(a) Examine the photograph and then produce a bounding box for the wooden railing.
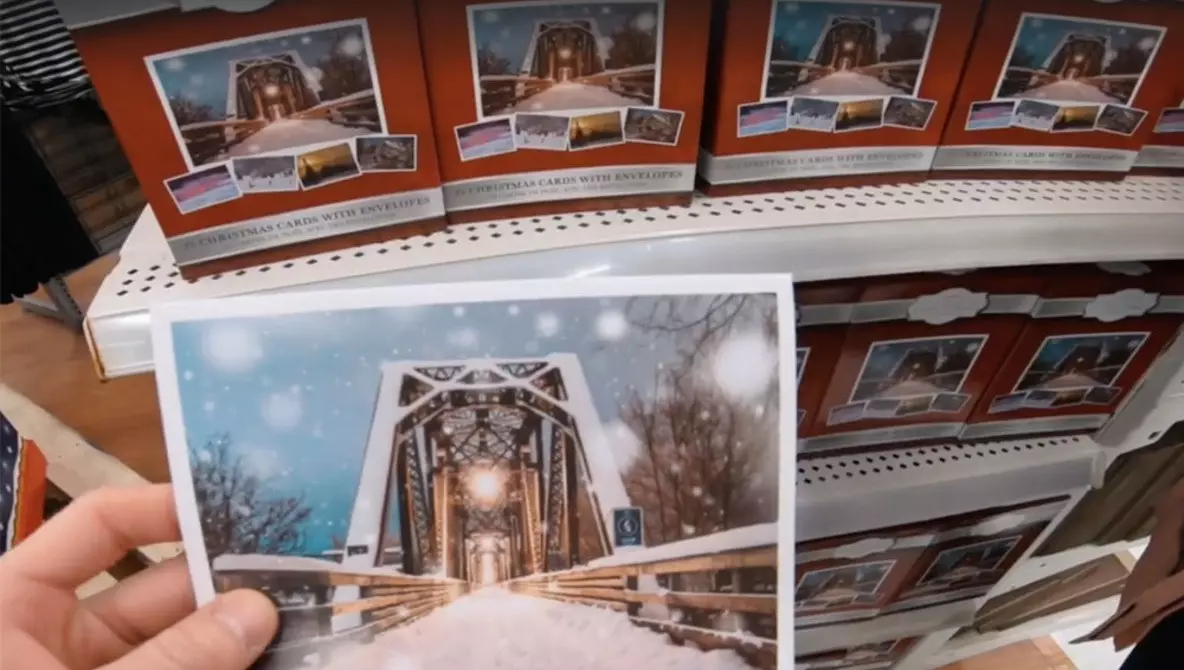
[507,539,778,669]
[214,557,468,667]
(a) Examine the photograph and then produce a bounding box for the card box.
[1133,87,1184,176]
[885,496,1066,613]
[796,524,936,627]
[795,637,920,670]
[415,0,712,223]
[58,0,446,278]
[963,262,1184,441]
[797,280,865,439]
[0,412,48,554]
[697,0,983,195]
[932,0,1179,180]
[803,269,1049,455]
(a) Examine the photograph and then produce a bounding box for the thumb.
[103,589,279,670]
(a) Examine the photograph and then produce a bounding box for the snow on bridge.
[324,588,753,670]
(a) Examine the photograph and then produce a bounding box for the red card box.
[1133,81,1184,176]
[803,270,1049,455]
[963,262,1184,441]
[797,280,865,439]
[416,0,712,223]
[698,0,984,195]
[60,0,446,279]
[932,0,1181,180]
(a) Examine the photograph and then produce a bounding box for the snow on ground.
[1016,81,1119,104]
[586,523,776,569]
[212,554,458,582]
[324,588,752,670]
[512,82,640,113]
[779,71,898,97]
[227,119,372,157]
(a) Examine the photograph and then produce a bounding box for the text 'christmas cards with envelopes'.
[54,0,446,278]
[149,275,796,669]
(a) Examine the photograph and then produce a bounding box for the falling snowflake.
[446,327,480,350]
[690,486,703,497]
[699,410,710,420]
[182,370,195,381]
[203,400,216,413]
[261,390,302,429]
[452,306,466,317]
[201,324,263,373]
[709,330,777,401]
[507,304,520,316]
[594,309,630,341]
[535,312,560,338]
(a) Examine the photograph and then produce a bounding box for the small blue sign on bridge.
[612,507,644,548]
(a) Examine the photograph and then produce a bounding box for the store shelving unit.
[84,176,1184,668]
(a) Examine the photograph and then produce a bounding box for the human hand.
[0,484,278,670]
[1154,477,1184,527]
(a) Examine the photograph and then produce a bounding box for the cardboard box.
[932,0,1178,180]
[796,525,936,627]
[796,637,920,669]
[1133,90,1184,176]
[797,280,864,439]
[58,0,446,278]
[963,262,1184,442]
[802,270,1048,455]
[886,496,1066,613]
[416,0,711,223]
[697,0,983,195]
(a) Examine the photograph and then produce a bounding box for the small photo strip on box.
[737,99,789,138]
[862,397,900,419]
[786,96,838,133]
[456,117,517,162]
[296,142,361,190]
[828,400,866,426]
[355,135,418,172]
[164,163,242,215]
[1094,104,1147,137]
[512,113,571,152]
[569,110,625,151]
[230,156,299,194]
[931,392,970,413]
[1153,107,1184,134]
[1051,104,1100,133]
[834,98,885,133]
[623,107,685,146]
[1011,100,1060,132]
[894,395,934,417]
[988,386,1118,414]
[883,96,937,131]
[966,100,1017,131]
[1085,386,1122,405]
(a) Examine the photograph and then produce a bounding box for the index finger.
[0,484,180,590]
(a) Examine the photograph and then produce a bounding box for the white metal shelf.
[796,599,979,658]
[86,177,1184,378]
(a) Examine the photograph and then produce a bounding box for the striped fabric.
[0,0,91,109]
[0,410,47,554]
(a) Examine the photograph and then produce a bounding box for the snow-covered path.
[512,82,640,113]
[781,71,898,97]
[326,588,753,670]
[1015,80,1119,104]
[228,118,371,157]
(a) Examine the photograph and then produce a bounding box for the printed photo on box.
[623,107,683,145]
[467,1,664,118]
[512,113,571,150]
[993,14,1165,106]
[1095,104,1146,136]
[763,0,940,100]
[883,96,935,130]
[787,96,839,132]
[908,536,1020,594]
[1154,108,1184,134]
[1050,104,1098,132]
[991,332,1146,413]
[231,156,299,193]
[355,135,417,172]
[796,561,895,611]
[157,284,786,669]
[843,336,985,419]
[165,164,242,214]
[296,142,360,189]
[738,99,790,137]
[797,639,917,670]
[834,98,884,132]
[146,20,385,170]
[1011,99,1059,131]
[456,117,517,161]
[966,100,1015,130]
[569,110,625,150]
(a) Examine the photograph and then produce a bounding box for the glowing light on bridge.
[467,467,506,507]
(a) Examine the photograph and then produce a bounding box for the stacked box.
[57,0,446,278]
[1133,85,1184,176]
[802,269,1049,455]
[416,0,712,223]
[697,0,984,195]
[963,262,1184,441]
[932,0,1178,180]
[797,281,864,438]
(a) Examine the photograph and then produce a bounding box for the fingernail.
[212,590,278,649]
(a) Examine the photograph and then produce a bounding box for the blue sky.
[149,23,369,119]
[770,0,937,61]
[1010,15,1162,71]
[170,294,776,558]
[470,2,659,72]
